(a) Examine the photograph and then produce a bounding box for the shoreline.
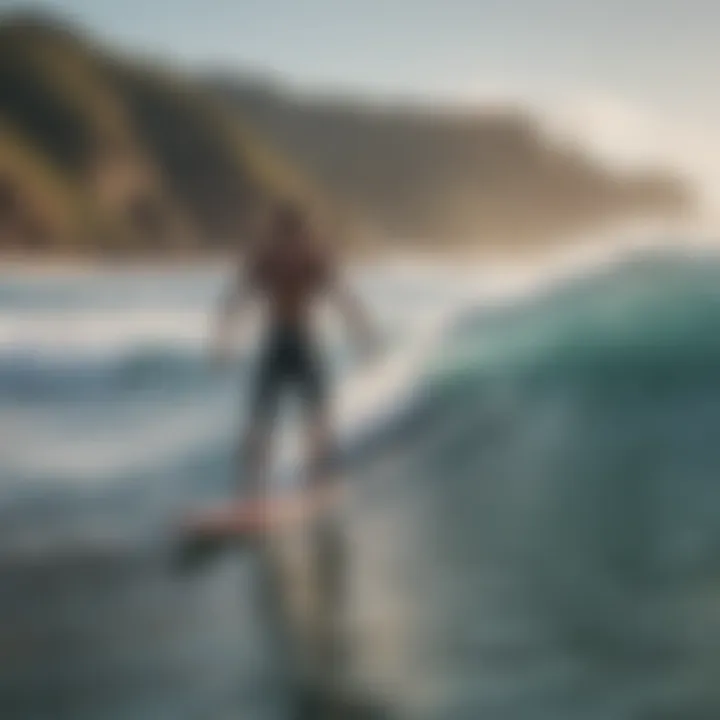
[0,220,714,276]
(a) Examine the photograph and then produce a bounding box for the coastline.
[0,218,713,277]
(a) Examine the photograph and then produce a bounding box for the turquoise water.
[1,249,720,718]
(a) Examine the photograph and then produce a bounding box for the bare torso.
[248,235,332,327]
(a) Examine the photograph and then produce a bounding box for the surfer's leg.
[244,333,284,498]
[294,336,335,489]
[241,420,274,498]
[304,408,336,493]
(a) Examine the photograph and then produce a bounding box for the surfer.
[209,200,377,517]
[178,200,376,562]
[180,202,386,718]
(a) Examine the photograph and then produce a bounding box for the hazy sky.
[3,0,716,107]
[4,0,720,201]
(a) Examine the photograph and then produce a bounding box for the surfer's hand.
[207,337,233,369]
[356,326,384,364]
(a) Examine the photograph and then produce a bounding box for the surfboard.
[174,485,344,569]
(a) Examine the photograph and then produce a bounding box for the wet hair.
[272,201,305,237]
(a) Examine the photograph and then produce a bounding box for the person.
[179,203,380,717]
[210,201,377,511]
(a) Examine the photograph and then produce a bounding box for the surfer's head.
[271,200,306,244]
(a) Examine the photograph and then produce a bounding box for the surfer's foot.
[173,507,266,573]
[172,530,228,573]
[295,685,330,720]
[295,682,390,720]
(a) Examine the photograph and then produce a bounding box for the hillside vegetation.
[0,14,314,257]
[209,77,693,247]
[0,13,695,257]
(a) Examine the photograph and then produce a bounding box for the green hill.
[0,12,695,258]
[0,13,316,257]
[207,78,694,248]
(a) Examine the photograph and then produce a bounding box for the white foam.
[1,239,712,488]
[0,395,233,482]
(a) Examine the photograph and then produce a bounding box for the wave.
[0,348,215,404]
[3,248,720,718]
[427,249,720,386]
[342,249,720,716]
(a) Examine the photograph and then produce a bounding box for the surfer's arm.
[209,264,255,364]
[328,270,379,358]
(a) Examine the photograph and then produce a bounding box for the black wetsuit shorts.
[250,323,326,424]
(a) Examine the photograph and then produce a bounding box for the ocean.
[1,241,720,719]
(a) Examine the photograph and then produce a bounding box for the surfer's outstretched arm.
[329,276,379,359]
[209,262,255,365]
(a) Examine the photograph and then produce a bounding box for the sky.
[4,0,720,206]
